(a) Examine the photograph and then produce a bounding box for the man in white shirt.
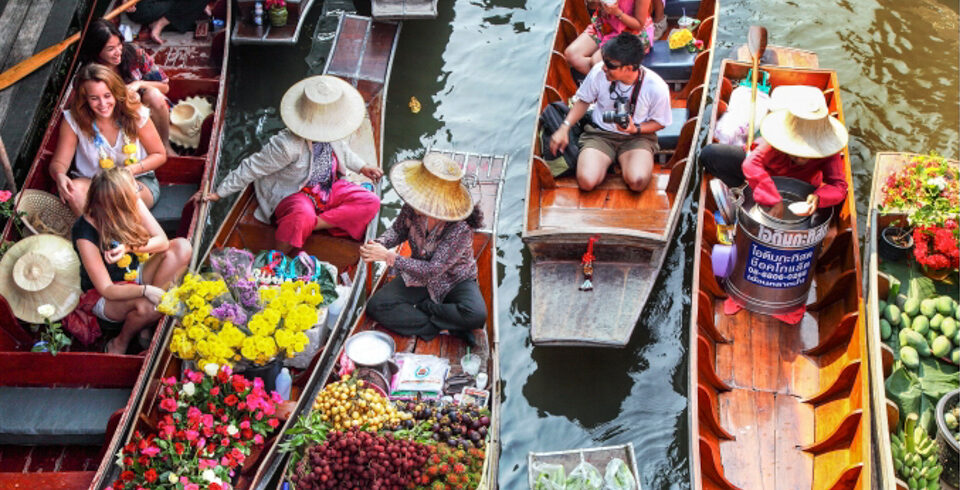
[550,32,672,192]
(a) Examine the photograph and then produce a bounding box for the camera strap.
[608,67,645,117]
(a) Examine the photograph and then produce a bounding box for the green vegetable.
[901,328,913,347]
[926,330,938,345]
[952,348,959,365]
[603,458,636,490]
[921,298,938,318]
[566,461,603,490]
[901,346,920,368]
[912,315,930,334]
[937,296,954,316]
[534,463,565,490]
[879,299,888,313]
[931,314,945,331]
[880,319,892,340]
[902,313,913,331]
[904,298,920,317]
[886,305,902,326]
[931,336,952,357]
[941,316,958,338]
[902,329,931,357]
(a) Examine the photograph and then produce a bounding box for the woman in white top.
[50,63,166,216]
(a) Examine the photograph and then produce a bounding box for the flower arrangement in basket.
[159,247,338,371]
[265,0,287,27]
[668,26,703,52]
[110,365,281,490]
[880,153,959,274]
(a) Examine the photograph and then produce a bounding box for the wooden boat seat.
[643,41,696,82]
[664,0,701,17]
[656,108,689,150]
[0,386,130,445]
[152,183,199,237]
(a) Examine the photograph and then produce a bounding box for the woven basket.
[16,189,74,239]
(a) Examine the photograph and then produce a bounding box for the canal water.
[215,0,959,487]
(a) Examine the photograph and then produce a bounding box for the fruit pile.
[881,294,960,368]
[312,375,412,431]
[891,414,943,490]
[403,400,491,450]
[946,402,959,442]
[289,429,431,489]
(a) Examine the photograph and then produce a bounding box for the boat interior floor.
[355,319,491,379]
[536,170,675,233]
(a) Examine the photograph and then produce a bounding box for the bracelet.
[561,120,572,127]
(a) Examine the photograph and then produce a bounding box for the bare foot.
[165,143,179,157]
[149,18,170,44]
[105,337,126,355]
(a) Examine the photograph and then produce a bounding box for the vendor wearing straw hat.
[204,75,382,251]
[360,153,487,345]
[699,85,850,217]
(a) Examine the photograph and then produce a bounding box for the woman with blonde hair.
[50,63,166,216]
[72,168,191,354]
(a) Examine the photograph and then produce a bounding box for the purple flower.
[211,302,248,325]
[233,279,260,310]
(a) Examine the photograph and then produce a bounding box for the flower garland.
[93,121,139,170]
[116,252,151,282]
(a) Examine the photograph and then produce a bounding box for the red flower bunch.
[914,220,960,270]
[111,365,282,490]
[265,0,285,9]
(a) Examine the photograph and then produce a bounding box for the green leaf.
[906,277,936,303]
[886,365,922,430]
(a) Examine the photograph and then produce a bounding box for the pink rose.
[186,430,199,441]
[159,398,178,412]
[141,445,160,457]
[185,484,200,490]
[0,190,12,203]
[253,434,264,445]
[187,370,203,384]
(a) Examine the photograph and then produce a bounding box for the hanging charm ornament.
[93,121,138,169]
[579,235,600,291]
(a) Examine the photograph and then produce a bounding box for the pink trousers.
[274,181,380,246]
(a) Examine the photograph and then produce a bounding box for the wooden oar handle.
[745,63,761,150]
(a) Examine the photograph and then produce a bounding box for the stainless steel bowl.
[344,331,396,366]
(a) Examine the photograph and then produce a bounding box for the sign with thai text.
[744,242,815,289]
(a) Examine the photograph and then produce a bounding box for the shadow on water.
[212,0,957,487]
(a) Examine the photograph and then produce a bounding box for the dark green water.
[217,0,959,487]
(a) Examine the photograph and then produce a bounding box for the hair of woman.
[70,63,142,141]
[85,167,152,249]
[464,204,484,230]
[78,19,139,83]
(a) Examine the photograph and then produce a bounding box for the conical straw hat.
[280,75,366,143]
[389,153,474,222]
[760,85,849,159]
[0,234,81,323]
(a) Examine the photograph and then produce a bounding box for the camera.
[601,97,632,128]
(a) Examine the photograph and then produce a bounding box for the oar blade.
[747,25,768,62]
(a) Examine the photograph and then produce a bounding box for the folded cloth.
[722,296,806,325]
[62,289,103,345]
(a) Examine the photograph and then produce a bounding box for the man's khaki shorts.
[579,123,659,161]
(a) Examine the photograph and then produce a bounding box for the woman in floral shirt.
[360,154,487,345]
[79,20,175,155]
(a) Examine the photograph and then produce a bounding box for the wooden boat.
[521,0,718,346]
[688,49,873,489]
[527,443,641,489]
[232,0,316,45]
[103,14,400,489]
[0,6,233,489]
[864,152,960,490]
[372,0,438,21]
[278,149,506,489]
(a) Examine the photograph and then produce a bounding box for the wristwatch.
[561,120,571,127]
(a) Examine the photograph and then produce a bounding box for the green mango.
[952,348,959,365]
[931,314,945,330]
[927,330,938,345]
[879,299,887,313]
[886,304,902,326]
[932,336,952,357]
[904,298,921,317]
[937,296,954,316]
[941,318,957,339]
[913,315,930,333]
[901,328,913,347]
[901,346,920,368]
[902,313,913,330]
[880,319,892,340]
[903,329,931,356]
[921,298,938,317]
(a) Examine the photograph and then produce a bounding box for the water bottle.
[275,368,292,401]
[326,285,350,330]
[253,1,264,26]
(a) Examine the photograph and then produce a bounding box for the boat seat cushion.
[152,183,198,237]
[0,386,130,445]
[643,41,696,81]
[664,0,700,17]
[657,108,688,151]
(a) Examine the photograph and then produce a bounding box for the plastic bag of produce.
[531,462,565,490]
[390,353,449,399]
[566,460,603,489]
[604,458,636,490]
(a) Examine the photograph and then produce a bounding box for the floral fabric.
[128,46,168,83]
[375,204,477,302]
[742,140,848,208]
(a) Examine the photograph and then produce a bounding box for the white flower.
[226,424,238,436]
[202,469,217,482]
[37,304,55,319]
[204,363,219,376]
[181,382,196,397]
[927,176,948,191]
[168,473,179,484]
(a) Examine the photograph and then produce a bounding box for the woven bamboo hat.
[0,234,81,323]
[390,153,474,222]
[760,85,849,159]
[280,75,365,142]
[16,189,75,239]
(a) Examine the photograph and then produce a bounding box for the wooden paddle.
[0,0,143,92]
[745,25,768,151]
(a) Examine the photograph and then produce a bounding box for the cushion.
[643,40,696,81]
[152,183,199,237]
[657,108,688,151]
[664,0,701,17]
[0,386,131,445]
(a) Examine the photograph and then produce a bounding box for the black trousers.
[700,143,748,188]
[128,0,209,32]
[366,276,487,340]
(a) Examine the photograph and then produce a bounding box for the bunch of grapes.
[290,429,431,490]
[313,375,411,431]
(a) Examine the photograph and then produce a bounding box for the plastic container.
[275,368,292,401]
[326,285,351,330]
[936,388,959,488]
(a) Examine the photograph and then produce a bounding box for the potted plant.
[879,153,959,278]
[266,0,287,27]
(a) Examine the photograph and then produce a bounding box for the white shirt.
[575,62,672,134]
[63,106,151,179]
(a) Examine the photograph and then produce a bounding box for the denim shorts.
[136,171,161,206]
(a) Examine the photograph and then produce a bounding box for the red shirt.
[741,140,848,208]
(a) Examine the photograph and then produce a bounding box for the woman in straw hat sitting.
[700,85,849,217]
[203,75,382,250]
[50,64,167,216]
[359,154,487,345]
[73,168,192,354]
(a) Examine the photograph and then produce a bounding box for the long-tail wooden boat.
[103,14,400,488]
[279,149,506,489]
[688,48,872,489]
[522,0,718,346]
[0,6,233,489]
[232,0,316,45]
[864,152,960,490]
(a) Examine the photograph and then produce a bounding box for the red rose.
[210,386,220,396]
[210,483,223,490]
[224,394,239,406]
[175,442,185,455]
[159,397,178,412]
[144,468,158,483]
[267,418,279,428]
[120,470,135,482]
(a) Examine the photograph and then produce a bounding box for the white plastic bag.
[390,353,450,398]
[566,460,603,490]
[603,458,636,490]
[714,85,770,147]
[531,461,565,490]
